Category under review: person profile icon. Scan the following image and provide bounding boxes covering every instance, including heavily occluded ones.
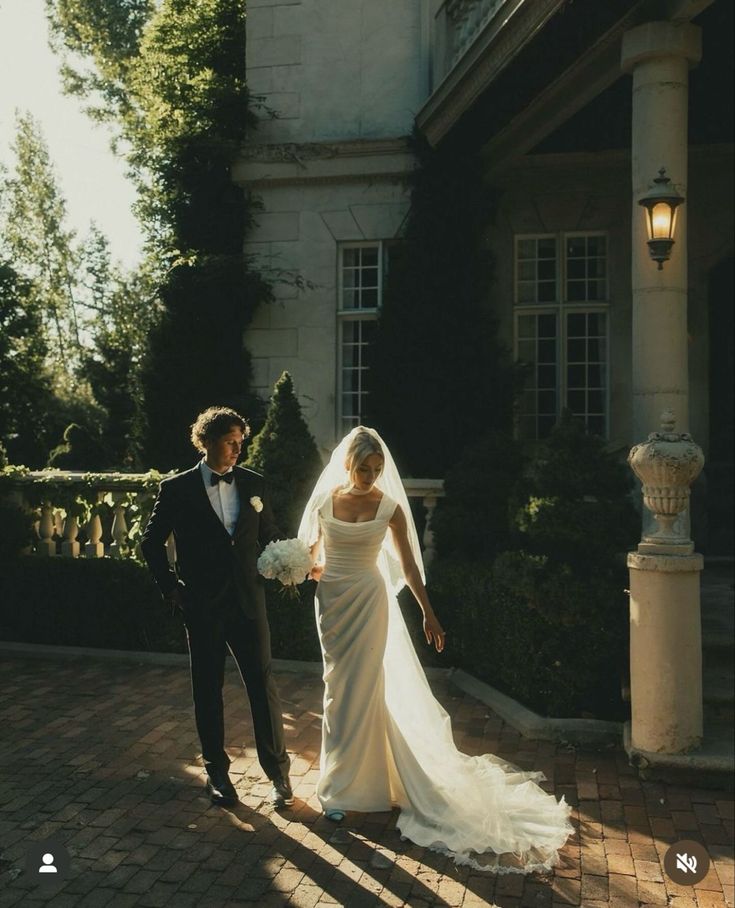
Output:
[38,853,57,874]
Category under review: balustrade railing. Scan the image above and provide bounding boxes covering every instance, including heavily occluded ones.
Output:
[431,0,509,88]
[1,472,445,566]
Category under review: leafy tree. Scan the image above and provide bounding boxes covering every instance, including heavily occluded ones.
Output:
[46,0,273,469]
[367,133,520,477]
[245,372,323,536]
[78,226,156,467]
[1,112,83,367]
[0,259,60,466]
[47,423,110,470]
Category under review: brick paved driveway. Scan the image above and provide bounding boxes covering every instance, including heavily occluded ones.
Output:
[0,651,732,907]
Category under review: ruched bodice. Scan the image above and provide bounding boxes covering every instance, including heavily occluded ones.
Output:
[318,493,395,581]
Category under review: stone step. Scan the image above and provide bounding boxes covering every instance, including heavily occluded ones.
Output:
[625,714,735,791]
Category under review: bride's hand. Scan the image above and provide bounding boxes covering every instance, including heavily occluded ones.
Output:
[309,564,324,581]
[423,612,445,653]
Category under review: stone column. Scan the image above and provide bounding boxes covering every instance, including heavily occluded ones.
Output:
[621,24,706,761]
[621,21,701,441]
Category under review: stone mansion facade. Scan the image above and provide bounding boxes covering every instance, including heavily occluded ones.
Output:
[235,0,733,554]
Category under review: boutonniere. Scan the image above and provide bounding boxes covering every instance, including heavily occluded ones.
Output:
[250,495,264,513]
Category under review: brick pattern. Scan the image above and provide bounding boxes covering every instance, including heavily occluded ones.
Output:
[0,654,732,907]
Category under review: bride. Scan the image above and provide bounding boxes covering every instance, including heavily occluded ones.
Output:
[297,426,572,873]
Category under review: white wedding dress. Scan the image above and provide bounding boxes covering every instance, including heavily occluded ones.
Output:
[310,488,573,874]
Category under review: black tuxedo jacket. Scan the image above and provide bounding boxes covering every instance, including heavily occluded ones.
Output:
[140,464,280,618]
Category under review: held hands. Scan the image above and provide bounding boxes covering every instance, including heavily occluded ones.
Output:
[309,564,324,582]
[423,611,446,653]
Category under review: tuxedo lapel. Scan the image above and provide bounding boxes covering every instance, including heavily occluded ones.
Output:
[233,468,257,540]
[185,465,233,543]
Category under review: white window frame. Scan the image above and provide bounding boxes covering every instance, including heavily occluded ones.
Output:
[513,232,610,438]
[336,241,384,435]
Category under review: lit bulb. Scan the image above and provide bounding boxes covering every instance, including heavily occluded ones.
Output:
[651,202,671,239]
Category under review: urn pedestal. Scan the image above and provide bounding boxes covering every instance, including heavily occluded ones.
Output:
[626,410,704,756]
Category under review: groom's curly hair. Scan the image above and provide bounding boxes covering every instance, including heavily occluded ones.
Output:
[190,406,250,452]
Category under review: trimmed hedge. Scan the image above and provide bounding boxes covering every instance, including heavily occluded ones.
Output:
[0,556,325,663]
[0,556,185,653]
[426,556,628,720]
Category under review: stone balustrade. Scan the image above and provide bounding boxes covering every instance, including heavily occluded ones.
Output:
[2,471,445,566]
[432,0,508,86]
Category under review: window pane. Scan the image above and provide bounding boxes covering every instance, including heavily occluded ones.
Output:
[567,281,586,302]
[342,369,358,392]
[342,322,357,343]
[342,344,359,367]
[518,239,535,259]
[538,364,556,389]
[567,236,586,257]
[538,390,556,414]
[342,393,358,416]
[538,281,556,302]
[519,261,535,281]
[567,259,586,280]
[538,238,557,257]
[518,282,536,303]
[517,340,535,363]
[359,288,378,309]
[361,247,378,266]
[538,314,556,337]
[567,313,587,336]
[361,267,379,288]
[564,234,608,302]
[587,338,604,360]
[563,308,608,435]
[538,339,556,363]
[517,315,536,339]
[362,321,377,344]
[567,390,586,413]
[342,289,357,309]
[567,338,586,362]
[567,364,585,387]
[587,235,606,256]
[343,248,359,268]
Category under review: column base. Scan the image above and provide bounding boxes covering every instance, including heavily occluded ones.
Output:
[624,722,733,790]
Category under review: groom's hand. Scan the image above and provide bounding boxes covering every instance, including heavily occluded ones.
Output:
[164,584,185,616]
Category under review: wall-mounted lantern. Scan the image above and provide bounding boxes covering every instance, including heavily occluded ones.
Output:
[638,168,686,270]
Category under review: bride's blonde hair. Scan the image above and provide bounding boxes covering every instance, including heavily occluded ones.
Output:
[344,429,384,485]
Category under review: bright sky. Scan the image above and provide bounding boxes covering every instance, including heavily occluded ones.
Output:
[0,0,144,268]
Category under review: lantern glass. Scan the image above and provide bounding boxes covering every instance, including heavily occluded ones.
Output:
[650,202,673,239]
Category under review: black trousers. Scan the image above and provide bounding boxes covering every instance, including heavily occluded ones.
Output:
[183,592,289,782]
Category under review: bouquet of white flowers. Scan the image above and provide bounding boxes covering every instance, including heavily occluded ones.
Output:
[257,538,314,597]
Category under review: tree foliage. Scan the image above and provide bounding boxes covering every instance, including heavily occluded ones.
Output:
[0,258,60,466]
[367,133,520,477]
[245,372,323,536]
[1,112,82,367]
[46,0,272,470]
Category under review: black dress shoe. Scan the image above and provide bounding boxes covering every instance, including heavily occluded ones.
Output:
[269,776,294,808]
[206,772,238,806]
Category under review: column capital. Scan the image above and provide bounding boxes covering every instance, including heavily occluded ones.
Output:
[621,21,701,73]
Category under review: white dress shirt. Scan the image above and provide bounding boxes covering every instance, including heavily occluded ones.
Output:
[200,460,240,536]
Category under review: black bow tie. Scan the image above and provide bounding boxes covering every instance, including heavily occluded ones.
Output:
[210,471,234,486]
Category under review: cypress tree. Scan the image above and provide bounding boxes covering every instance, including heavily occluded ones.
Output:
[245,372,323,536]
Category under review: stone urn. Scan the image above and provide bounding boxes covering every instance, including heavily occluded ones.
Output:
[628,409,704,547]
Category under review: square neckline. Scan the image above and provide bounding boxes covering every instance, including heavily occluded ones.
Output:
[328,491,387,525]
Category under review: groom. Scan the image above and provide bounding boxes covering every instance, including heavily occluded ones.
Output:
[141,406,292,808]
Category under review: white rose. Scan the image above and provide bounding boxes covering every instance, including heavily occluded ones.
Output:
[250,495,264,513]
